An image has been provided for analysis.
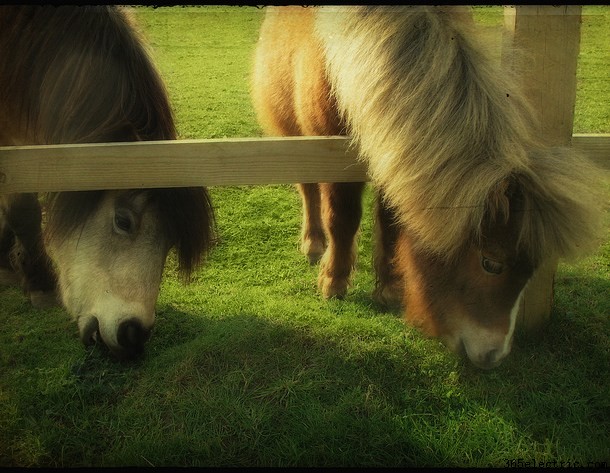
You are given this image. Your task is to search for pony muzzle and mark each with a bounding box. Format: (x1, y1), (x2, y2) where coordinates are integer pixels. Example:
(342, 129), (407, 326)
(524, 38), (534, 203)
(78, 315), (151, 359)
(79, 315), (100, 347)
(116, 317), (152, 359)
(462, 341), (510, 370)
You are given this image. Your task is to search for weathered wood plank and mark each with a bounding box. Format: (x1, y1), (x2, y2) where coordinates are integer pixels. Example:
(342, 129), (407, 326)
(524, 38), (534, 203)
(0, 136), (368, 194)
(504, 5), (582, 146)
(573, 134), (610, 170)
(1, 134), (607, 194)
(504, 5), (583, 334)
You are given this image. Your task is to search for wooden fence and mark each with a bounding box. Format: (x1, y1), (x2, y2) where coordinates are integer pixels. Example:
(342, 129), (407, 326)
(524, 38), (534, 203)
(0, 6), (608, 333)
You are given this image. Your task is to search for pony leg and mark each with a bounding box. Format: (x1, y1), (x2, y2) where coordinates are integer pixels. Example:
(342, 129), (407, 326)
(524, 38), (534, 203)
(297, 183), (326, 264)
(0, 214), (20, 286)
(372, 193), (404, 308)
(4, 193), (58, 308)
(318, 182), (365, 299)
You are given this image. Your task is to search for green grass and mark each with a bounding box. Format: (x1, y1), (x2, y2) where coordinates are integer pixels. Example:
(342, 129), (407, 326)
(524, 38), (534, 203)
(1, 6), (609, 467)
(575, 6), (610, 133)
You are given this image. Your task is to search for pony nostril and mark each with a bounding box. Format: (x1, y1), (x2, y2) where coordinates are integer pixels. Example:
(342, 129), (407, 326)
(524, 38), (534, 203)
(80, 317), (100, 347)
(483, 349), (500, 367)
(116, 318), (151, 357)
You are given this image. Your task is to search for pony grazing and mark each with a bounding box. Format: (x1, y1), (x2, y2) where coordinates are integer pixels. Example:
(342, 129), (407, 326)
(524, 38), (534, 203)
(251, 6), (603, 369)
(0, 6), (215, 359)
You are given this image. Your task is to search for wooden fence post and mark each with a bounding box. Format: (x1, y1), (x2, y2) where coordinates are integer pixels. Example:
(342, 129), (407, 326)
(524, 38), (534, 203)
(502, 5), (582, 334)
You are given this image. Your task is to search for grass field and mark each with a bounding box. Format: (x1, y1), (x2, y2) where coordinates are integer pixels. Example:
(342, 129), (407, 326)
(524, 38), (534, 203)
(1, 6), (608, 467)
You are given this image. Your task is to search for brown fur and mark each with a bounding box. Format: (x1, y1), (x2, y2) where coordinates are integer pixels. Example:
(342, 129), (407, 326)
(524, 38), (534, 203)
(252, 6), (604, 368)
(252, 6), (364, 299)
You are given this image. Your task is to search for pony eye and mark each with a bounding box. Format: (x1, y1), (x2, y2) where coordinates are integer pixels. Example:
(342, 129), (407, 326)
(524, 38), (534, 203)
(481, 256), (504, 275)
(113, 210), (134, 235)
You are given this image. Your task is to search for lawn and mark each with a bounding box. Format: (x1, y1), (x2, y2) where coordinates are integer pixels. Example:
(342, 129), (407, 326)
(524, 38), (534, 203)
(0, 6), (608, 467)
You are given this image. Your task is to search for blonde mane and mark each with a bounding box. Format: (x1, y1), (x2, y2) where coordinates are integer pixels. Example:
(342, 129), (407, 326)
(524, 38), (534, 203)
(315, 6), (603, 263)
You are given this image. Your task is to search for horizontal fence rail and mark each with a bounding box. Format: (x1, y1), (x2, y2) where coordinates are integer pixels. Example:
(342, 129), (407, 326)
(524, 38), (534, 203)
(0, 137), (367, 194)
(572, 134), (610, 168)
(0, 134), (607, 194)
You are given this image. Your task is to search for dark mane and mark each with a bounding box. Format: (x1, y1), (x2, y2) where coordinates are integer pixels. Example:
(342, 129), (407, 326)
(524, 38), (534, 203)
(2, 6), (215, 275)
(151, 188), (216, 278)
(0, 6), (175, 143)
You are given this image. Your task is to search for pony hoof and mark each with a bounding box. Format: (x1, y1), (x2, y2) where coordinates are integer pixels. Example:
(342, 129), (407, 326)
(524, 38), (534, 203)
(318, 274), (349, 299)
(373, 283), (403, 309)
(300, 238), (326, 265)
(0, 268), (20, 286)
(30, 290), (61, 309)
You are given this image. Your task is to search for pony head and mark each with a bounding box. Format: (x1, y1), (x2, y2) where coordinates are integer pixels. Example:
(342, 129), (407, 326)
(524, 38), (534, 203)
(396, 147), (603, 369)
(45, 188), (214, 359)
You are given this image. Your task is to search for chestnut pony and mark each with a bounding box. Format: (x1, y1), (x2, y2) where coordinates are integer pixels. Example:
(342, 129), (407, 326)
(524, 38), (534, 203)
(0, 6), (215, 359)
(251, 6), (602, 369)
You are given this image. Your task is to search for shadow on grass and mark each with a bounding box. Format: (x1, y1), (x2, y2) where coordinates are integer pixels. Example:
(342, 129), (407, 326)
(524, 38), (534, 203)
(2, 275), (608, 467)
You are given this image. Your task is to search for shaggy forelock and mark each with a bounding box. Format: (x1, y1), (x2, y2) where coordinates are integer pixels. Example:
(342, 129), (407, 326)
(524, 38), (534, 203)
(315, 6), (604, 263)
(150, 187), (216, 279)
(45, 188), (216, 280)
